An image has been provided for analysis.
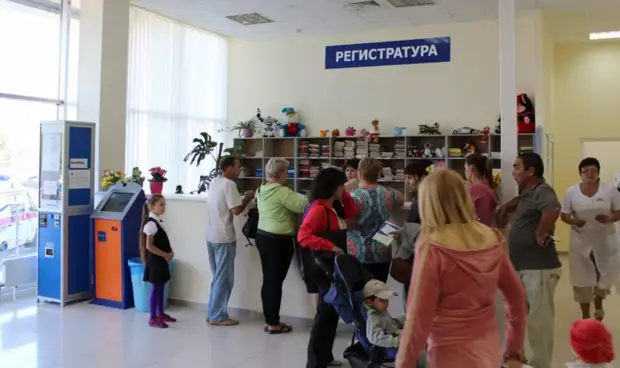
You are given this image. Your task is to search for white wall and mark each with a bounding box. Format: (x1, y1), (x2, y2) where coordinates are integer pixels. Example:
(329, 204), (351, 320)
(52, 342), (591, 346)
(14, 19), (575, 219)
(228, 15), (539, 134)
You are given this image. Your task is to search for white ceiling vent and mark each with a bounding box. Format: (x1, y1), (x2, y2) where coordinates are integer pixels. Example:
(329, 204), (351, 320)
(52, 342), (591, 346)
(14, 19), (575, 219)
(382, 0), (435, 7)
(226, 12), (274, 26)
(347, 0), (382, 8)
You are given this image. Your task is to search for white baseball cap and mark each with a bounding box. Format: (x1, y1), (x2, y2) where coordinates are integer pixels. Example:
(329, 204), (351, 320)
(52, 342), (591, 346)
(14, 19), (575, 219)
(363, 280), (397, 300)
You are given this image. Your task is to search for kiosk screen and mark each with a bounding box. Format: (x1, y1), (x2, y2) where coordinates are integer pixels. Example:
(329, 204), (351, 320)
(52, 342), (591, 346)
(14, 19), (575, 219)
(101, 192), (134, 213)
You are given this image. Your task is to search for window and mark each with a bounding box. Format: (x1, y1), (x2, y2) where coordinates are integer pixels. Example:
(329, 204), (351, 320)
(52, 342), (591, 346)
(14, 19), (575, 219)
(125, 8), (228, 192)
(0, 0), (61, 99)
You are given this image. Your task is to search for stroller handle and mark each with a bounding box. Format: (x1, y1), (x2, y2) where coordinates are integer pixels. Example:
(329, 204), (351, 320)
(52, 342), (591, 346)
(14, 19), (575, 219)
(314, 252), (335, 276)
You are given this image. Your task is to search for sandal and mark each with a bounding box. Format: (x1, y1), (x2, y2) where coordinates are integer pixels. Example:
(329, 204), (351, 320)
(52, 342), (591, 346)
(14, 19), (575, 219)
(267, 323), (293, 334)
(594, 309), (605, 321)
(159, 314), (177, 323)
(148, 318), (169, 329)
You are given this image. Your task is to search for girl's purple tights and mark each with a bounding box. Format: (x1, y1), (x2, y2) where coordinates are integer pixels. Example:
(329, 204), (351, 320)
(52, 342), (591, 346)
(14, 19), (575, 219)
(149, 283), (165, 320)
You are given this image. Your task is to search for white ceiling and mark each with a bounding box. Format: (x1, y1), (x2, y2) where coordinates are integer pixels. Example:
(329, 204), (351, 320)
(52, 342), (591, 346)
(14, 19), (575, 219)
(133, 0), (620, 41)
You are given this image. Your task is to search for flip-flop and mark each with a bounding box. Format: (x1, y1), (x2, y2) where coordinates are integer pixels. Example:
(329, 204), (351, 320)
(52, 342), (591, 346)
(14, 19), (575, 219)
(267, 324), (292, 334)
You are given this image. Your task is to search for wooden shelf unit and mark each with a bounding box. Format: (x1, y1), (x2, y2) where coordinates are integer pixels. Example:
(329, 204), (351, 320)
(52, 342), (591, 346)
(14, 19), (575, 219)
(232, 133), (535, 198)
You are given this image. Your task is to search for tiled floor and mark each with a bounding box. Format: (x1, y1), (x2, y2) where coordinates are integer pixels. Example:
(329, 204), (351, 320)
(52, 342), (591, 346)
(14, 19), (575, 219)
(0, 255), (619, 368)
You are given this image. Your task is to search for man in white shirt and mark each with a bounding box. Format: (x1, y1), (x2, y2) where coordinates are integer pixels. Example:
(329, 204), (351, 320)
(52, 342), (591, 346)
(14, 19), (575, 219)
(206, 156), (253, 326)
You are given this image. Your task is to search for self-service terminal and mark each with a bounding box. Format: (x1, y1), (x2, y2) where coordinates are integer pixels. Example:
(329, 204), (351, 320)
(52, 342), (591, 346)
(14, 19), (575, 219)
(91, 182), (145, 309)
(37, 120), (95, 306)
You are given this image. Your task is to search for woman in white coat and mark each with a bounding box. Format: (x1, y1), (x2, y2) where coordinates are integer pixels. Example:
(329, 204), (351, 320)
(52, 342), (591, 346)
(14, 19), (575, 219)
(561, 157), (620, 321)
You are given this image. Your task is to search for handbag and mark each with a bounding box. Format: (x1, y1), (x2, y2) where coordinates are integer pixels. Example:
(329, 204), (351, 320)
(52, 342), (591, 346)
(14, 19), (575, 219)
(390, 257), (413, 284)
(241, 188), (261, 246)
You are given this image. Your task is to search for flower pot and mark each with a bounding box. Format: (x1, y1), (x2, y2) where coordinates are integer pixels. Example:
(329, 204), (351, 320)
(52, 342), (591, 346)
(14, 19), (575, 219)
(150, 181), (164, 194)
(243, 128), (253, 138)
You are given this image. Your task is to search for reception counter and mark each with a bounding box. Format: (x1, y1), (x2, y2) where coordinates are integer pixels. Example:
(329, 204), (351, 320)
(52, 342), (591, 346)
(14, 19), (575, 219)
(95, 193), (406, 320)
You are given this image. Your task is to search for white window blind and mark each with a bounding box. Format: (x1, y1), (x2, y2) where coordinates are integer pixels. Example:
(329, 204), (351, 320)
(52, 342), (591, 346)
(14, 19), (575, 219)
(125, 7), (228, 193)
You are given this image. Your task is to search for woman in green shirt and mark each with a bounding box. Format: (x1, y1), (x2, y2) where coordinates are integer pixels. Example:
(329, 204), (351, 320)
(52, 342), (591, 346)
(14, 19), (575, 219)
(256, 157), (308, 334)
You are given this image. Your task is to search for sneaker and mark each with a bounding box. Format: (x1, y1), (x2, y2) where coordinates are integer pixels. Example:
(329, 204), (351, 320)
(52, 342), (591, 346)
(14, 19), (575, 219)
(148, 318), (169, 329)
(209, 318), (239, 326)
(160, 314), (177, 323)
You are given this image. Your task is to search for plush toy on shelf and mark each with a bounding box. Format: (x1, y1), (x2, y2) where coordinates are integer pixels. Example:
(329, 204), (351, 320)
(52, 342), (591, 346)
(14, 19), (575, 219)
(360, 129), (370, 137)
(280, 107), (307, 137)
(370, 119), (380, 143)
(320, 130), (329, 137)
(332, 129), (340, 137)
(481, 126), (490, 145)
(423, 142), (433, 158)
(263, 116), (278, 138)
(517, 93), (535, 133)
(345, 127), (356, 136)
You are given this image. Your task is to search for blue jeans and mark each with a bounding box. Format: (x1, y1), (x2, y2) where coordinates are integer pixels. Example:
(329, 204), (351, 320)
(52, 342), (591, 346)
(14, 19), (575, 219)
(207, 241), (236, 322)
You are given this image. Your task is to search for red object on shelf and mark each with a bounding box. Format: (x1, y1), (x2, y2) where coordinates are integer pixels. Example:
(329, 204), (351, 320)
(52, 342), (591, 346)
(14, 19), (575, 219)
(150, 181), (164, 194)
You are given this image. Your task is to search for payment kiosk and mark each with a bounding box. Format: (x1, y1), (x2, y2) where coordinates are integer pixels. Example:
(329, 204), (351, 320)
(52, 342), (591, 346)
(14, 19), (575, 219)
(37, 121), (95, 306)
(91, 182), (145, 309)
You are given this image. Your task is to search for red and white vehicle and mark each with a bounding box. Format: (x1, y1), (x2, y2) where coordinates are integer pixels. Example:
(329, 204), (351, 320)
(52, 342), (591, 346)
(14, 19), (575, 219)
(0, 188), (38, 252)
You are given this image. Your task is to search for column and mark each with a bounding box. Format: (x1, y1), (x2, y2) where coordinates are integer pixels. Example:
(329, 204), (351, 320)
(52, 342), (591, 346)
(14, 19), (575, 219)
(77, 0), (130, 188)
(499, 0), (518, 201)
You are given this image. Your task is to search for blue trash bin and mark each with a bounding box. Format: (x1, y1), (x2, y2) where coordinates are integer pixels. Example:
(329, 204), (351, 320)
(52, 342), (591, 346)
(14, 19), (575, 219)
(128, 258), (174, 313)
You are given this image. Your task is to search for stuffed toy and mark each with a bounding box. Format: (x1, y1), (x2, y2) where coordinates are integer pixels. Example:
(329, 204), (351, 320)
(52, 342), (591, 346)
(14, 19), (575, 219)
(370, 119), (380, 143)
(345, 127), (356, 136)
(517, 94), (535, 133)
(320, 130), (329, 137)
(332, 129), (340, 137)
(280, 107), (307, 137)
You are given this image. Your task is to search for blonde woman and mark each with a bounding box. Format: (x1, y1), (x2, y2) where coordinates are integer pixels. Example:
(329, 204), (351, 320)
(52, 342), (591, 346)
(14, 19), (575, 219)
(396, 169), (526, 368)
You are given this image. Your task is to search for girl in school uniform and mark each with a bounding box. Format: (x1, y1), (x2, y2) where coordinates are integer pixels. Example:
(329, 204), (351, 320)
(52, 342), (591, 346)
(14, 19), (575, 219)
(140, 194), (176, 328)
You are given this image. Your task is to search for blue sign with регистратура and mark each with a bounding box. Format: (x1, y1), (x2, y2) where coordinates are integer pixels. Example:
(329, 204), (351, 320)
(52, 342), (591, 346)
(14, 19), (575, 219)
(325, 37), (451, 70)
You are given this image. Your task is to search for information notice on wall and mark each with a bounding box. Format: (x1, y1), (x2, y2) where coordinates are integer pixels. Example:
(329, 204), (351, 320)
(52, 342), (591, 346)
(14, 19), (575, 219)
(325, 37), (451, 70)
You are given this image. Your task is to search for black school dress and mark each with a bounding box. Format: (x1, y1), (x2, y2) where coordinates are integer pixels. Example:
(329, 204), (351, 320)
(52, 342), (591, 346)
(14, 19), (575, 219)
(143, 218), (172, 284)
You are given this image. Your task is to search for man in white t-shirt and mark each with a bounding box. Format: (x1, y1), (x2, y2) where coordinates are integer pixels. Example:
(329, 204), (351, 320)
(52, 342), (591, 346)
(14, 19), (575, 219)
(206, 156), (253, 326)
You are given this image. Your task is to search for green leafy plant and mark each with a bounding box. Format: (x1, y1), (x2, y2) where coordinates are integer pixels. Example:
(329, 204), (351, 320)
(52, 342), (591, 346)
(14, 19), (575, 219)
(184, 132), (218, 167)
(184, 132), (222, 193)
(232, 118), (259, 137)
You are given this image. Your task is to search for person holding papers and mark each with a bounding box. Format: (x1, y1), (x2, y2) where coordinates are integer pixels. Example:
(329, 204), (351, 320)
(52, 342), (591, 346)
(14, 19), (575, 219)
(348, 158), (404, 282)
(560, 157), (620, 321)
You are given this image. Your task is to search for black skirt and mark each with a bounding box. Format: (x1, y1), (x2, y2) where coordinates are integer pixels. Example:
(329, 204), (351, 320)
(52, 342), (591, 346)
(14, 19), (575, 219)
(143, 253), (170, 284)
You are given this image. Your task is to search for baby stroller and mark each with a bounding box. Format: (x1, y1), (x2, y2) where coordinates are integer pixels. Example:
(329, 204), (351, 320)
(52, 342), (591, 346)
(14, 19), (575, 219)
(315, 254), (426, 368)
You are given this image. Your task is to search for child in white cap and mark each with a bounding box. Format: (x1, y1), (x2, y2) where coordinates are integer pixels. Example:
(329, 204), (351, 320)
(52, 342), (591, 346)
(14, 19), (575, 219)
(363, 279), (406, 348)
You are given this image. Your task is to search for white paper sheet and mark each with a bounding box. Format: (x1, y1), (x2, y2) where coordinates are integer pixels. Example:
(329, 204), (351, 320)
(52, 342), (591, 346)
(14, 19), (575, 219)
(68, 169), (91, 189)
(42, 181), (58, 196)
(372, 221), (402, 246)
(42, 134), (62, 172)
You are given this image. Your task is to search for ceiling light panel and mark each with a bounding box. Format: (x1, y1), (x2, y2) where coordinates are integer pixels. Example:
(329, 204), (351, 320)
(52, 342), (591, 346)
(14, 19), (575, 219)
(383, 0), (435, 7)
(226, 12), (274, 26)
(589, 31), (620, 40)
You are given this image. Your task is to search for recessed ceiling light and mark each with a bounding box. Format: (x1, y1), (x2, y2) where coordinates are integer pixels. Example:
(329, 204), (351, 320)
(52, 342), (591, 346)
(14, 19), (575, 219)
(383, 0), (435, 7)
(589, 31), (620, 40)
(226, 12), (273, 26)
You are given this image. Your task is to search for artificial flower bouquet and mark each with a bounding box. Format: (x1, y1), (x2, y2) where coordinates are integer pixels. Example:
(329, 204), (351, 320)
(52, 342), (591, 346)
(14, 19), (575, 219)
(125, 167), (145, 186)
(101, 169), (125, 189)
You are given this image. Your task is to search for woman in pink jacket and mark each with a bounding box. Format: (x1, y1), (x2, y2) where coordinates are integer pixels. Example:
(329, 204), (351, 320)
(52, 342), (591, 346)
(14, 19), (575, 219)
(465, 153), (498, 226)
(396, 169), (527, 368)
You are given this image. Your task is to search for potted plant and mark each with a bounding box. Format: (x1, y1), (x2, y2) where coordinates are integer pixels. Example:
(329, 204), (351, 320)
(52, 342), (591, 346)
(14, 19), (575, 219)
(184, 132), (223, 193)
(233, 119), (258, 138)
(101, 169), (125, 191)
(148, 167), (168, 194)
(125, 167), (145, 186)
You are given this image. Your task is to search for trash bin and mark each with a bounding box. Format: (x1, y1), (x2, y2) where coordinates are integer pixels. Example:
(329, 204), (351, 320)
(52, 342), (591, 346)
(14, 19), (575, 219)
(128, 258), (174, 313)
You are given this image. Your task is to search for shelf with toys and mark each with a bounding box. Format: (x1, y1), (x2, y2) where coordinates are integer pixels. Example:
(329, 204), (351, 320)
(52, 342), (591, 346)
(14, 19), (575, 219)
(231, 130), (536, 199)
(228, 106), (537, 198)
